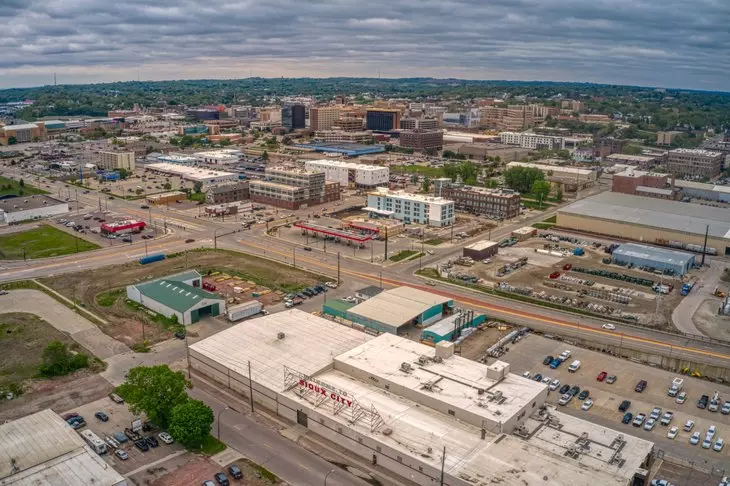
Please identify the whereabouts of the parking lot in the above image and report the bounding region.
[500,333,730,471]
[51,210,161,248]
[62,396,184,475]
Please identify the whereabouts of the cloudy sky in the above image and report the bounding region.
[2,0,729,91]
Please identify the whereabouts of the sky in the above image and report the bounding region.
[2,0,730,91]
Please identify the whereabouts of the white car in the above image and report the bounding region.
[708,425,717,439]
[558,350,571,362]
[667,426,679,439]
[522,371,531,379]
[581,399,594,411]
[644,418,657,431]
[703,437,712,449]
[683,419,695,432]
[649,407,662,421]
[549,379,560,391]
[714,438,725,452]
[158,432,174,444]
[690,431,701,445]
[558,394,572,406]
[676,392,687,404]
[601,323,616,330]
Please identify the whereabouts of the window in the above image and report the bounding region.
[448,409,455,416]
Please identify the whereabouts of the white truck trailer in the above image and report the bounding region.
[227,301,263,321]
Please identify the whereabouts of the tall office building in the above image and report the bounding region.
[309,107,341,131]
[282,104,306,130]
[366,108,401,131]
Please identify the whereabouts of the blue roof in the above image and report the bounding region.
[295,142,385,156]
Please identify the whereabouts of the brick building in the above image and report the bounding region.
[440,185,521,219]
[611,169,680,200]
[399,130,444,152]
[205,181,250,204]
[666,148,724,179]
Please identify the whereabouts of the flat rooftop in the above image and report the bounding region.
[189,310,373,390]
[146,162,236,180]
[465,240,498,251]
[559,192,730,240]
[612,243,694,266]
[605,153,659,162]
[507,161,596,176]
[670,148,722,157]
[306,159,387,171]
[369,187,453,205]
[347,286,452,329]
[0,409,125,486]
[0,195,66,212]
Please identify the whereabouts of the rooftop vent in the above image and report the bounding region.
[400,362,412,373]
[417,355,429,365]
[277,332,286,340]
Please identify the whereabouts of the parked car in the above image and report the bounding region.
[649,407,662,421]
[558,350,571,362]
[228,465,243,480]
[559,384,571,395]
[632,413,646,427]
[134,440,149,452]
[145,436,159,448]
[568,385,580,397]
[707,425,717,439]
[676,392,687,404]
[683,420,695,432]
[541,376,551,384]
[549,358,562,369]
[644,418,657,431]
[185,238,195,243]
[303,247,312,251]
[698,395,710,409]
[660,412,674,426]
[606,375,617,384]
[543,356,553,365]
[635,380,647,393]
[114,431,128,443]
[214,472,230,486]
[558,394,572,406]
[667,426,679,439]
[533,373,543,382]
[702,437,712,449]
[203,481,216,486]
[622,412,633,424]
[722,401,730,415]
[549,380,560,391]
[122,237,132,243]
[62,412,79,421]
[141,205,149,209]
[690,431,701,445]
[714,438,725,452]
[578,390,590,400]
[115,449,129,460]
[95,412,109,422]
[158,432,174,444]
[601,323,616,330]
[581,399,594,411]
[596,371,607,382]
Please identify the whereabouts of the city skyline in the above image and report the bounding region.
[2,0,730,91]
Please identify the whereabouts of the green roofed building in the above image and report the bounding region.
[126,270,225,325]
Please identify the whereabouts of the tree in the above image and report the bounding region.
[503,166,545,193]
[459,161,478,185]
[531,180,552,209]
[261,150,269,161]
[193,181,203,193]
[421,176,431,193]
[163,182,172,190]
[135,188,144,195]
[7,136,17,145]
[38,341,89,377]
[219,138,231,147]
[116,365,191,427]
[18,178,24,188]
[556,188,564,202]
[168,399,214,448]
[118,168,131,179]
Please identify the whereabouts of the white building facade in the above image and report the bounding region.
[500,131,565,150]
[0,196,69,224]
[304,160,389,188]
[194,150,240,165]
[366,187,454,227]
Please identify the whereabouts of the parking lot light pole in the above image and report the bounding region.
[217,406,229,441]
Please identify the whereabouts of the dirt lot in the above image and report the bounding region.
[41,249,327,348]
[0,312,77,387]
[456,323,509,361]
[693,299,730,341]
[445,234,692,329]
[500,333,730,470]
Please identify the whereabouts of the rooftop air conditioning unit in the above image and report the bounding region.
[277,332,286,340]
[400,362,412,373]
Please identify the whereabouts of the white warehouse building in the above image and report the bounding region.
[189,311,655,486]
[194,149,241,165]
[365,187,454,227]
[304,159,389,188]
[0,195,69,224]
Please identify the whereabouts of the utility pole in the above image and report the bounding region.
[702,224,709,266]
[450,222,454,243]
[440,446,446,486]
[337,252,341,283]
[384,226,388,261]
[292,246,296,268]
[420,238,424,270]
[247,360,255,413]
[371,241,374,263]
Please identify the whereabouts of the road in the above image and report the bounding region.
[189,387,371,486]
[3,171,730,370]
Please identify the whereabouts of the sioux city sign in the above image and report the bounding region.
[298,378,353,407]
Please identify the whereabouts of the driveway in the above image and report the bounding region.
[672,259,725,336]
[1,289,129,359]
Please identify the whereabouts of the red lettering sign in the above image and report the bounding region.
[299,380,352,407]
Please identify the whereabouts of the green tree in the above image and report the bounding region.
[7,136,17,145]
[193,181,203,193]
[116,365,191,427]
[261,150,269,161]
[19,178,24,188]
[622,144,643,155]
[118,168,131,179]
[421,176,431,193]
[503,166,545,193]
[219,138,231,147]
[531,180,552,208]
[556,188,564,202]
[168,399,214,448]
[459,161,478,185]
[135,188,143,195]
[163,182,172,190]
[38,341,89,377]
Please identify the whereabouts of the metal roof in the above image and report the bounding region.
[355,285,384,298]
[0,409,125,486]
[612,243,695,266]
[559,192,730,240]
[347,286,451,329]
[135,271,222,312]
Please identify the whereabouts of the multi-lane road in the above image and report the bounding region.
[3,171,730,370]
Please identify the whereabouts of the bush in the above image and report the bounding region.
[38,341,90,377]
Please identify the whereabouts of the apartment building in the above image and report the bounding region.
[304,160,389,188]
[596,137,626,158]
[399,130,444,152]
[529,104,561,121]
[205,181,250,204]
[98,151,135,171]
[561,100,585,112]
[666,148,724,179]
[657,131,683,145]
[0,122,47,145]
[481,106,534,131]
[309,107,341,131]
[282,104,306,130]
[440,185,521,219]
[249,167,340,209]
[500,132,565,150]
[366,108,401,131]
[366,187,454,227]
[314,130,373,144]
[400,117,440,130]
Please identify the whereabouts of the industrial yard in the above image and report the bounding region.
[431,230,710,330]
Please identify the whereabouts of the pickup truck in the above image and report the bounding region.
[668,377,684,397]
[285,299,303,308]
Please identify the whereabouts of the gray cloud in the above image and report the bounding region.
[1,0,729,90]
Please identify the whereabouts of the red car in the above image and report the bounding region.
[597,372,608,382]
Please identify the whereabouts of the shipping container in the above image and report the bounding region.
[227,300,263,321]
[139,253,165,265]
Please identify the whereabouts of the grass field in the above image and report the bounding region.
[0,176,48,197]
[0,313,75,387]
[424,238,444,246]
[0,225,100,259]
[389,250,423,262]
[390,165,446,178]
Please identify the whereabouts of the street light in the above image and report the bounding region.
[214,228,219,249]
[217,406,229,441]
[324,469,336,486]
